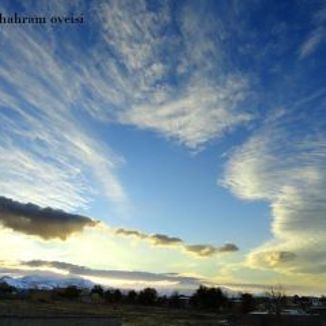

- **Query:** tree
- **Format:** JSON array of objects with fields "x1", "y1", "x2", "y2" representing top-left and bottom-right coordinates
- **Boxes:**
[
  {"x1": 104, "y1": 289, "x2": 114, "y2": 303},
  {"x1": 104, "y1": 289, "x2": 122, "y2": 303},
  {"x1": 126, "y1": 290, "x2": 137, "y2": 304},
  {"x1": 138, "y1": 287, "x2": 158, "y2": 306},
  {"x1": 91, "y1": 285, "x2": 104, "y2": 298},
  {"x1": 266, "y1": 285, "x2": 286, "y2": 316},
  {"x1": 241, "y1": 293, "x2": 256, "y2": 313},
  {"x1": 112, "y1": 289, "x2": 122, "y2": 303},
  {"x1": 293, "y1": 294, "x2": 300, "y2": 305},
  {"x1": 190, "y1": 285, "x2": 228, "y2": 311}
]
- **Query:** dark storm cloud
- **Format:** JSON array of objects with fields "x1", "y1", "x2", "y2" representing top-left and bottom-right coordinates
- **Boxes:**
[{"x1": 0, "y1": 196, "x2": 97, "y2": 240}]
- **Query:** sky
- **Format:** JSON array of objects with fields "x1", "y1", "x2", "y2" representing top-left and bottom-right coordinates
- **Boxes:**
[{"x1": 0, "y1": 0, "x2": 325, "y2": 295}]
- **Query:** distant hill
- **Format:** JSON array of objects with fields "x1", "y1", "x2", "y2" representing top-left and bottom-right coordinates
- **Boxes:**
[{"x1": 0, "y1": 275, "x2": 94, "y2": 290}]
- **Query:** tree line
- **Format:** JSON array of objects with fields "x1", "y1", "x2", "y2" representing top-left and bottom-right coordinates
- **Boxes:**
[
  {"x1": 4, "y1": 281, "x2": 322, "y2": 314},
  {"x1": 0, "y1": 281, "x2": 255, "y2": 312},
  {"x1": 58, "y1": 284, "x2": 256, "y2": 312}
]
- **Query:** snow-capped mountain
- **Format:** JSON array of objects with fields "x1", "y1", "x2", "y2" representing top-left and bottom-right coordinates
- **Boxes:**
[{"x1": 0, "y1": 274, "x2": 94, "y2": 290}]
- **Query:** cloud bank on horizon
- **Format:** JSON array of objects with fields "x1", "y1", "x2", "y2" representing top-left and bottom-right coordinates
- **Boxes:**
[{"x1": 0, "y1": 0, "x2": 325, "y2": 293}]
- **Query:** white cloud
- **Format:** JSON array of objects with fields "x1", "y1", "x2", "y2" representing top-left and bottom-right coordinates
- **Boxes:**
[
  {"x1": 222, "y1": 106, "x2": 326, "y2": 275},
  {"x1": 299, "y1": 26, "x2": 325, "y2": 59},
  {"x1": 91, "y1": 0, "x2": 253, "y2": 148},
  {"x1": 120, "y1": 77, "x2": 251, "y2": 148},
  {"x1": 0, "y1": 7, "x2": 127, "y2": 210},
  {"x1": 299, "y1": 5, "x2": 326, "y2": 59},
  {"x1": 1, "y1": 0, "x2": 254, "y2": 159}
]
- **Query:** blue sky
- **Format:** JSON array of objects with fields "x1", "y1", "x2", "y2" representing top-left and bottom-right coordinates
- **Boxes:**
[{"x1": 0, "y1": 0, "x2": 325, "y2": 294}]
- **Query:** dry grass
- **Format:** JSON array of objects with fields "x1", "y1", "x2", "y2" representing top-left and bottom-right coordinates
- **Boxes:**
[{"x1": 0, "y1": 299, "x2": 227, "y2": 325}]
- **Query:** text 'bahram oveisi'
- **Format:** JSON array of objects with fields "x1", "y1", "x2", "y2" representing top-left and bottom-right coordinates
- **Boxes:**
[{"x1": 0, "y1": 12, "x2": 84, "y2": 24}]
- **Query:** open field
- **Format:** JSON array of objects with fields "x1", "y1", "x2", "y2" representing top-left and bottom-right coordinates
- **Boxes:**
[{"x1": 0, "y1": 299, "x2": 228, "y2": 325}]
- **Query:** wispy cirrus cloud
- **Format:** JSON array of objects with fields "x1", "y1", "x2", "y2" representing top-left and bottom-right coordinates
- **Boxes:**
[
  {"x1": 0, "y1": 1, "x2": 129, "y2": 212},
  {"x1": 120, "y1": 77, "x2": 251, "y2": 149},
  {"x1": 92, "y1": 0, "x2": 254, "y2": 149},
  {"x1": 0, "y1": 0, "x2": 254, "y2": 213},
  {"x1": 299, "y1": 5, "x2": 326, "y2": 59},
  {"x1": 115, "y1": 227, "x2": 238, "y2": 258},
  {"x1": 299, "y1": 26, "x2": 324, "y2": 59}
]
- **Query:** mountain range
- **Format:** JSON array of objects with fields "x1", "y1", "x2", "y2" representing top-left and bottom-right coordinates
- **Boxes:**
[{"x1": 0, "y1": 275, "x2": 94, "y2": 290}]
